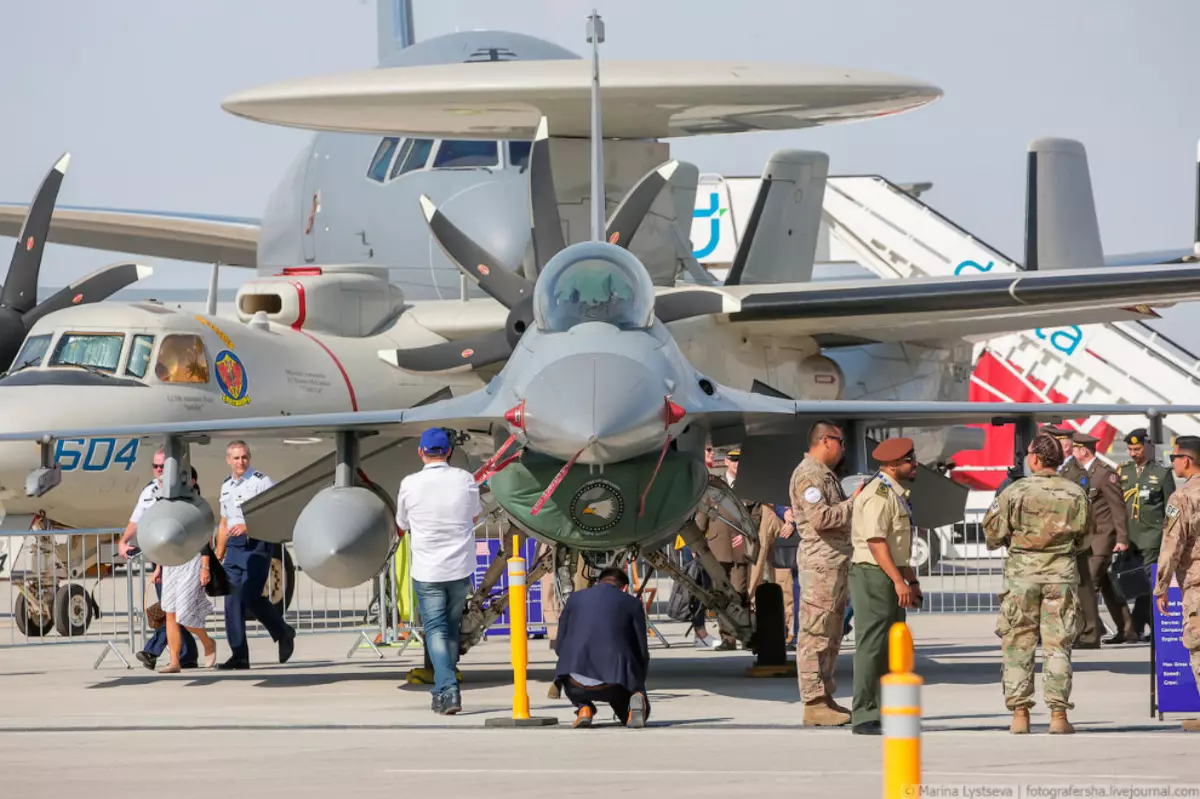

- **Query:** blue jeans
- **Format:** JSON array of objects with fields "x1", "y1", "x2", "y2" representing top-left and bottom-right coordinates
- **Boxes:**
[{"x1": 414, "y1": 577, "x2": 470, "y2": 694}]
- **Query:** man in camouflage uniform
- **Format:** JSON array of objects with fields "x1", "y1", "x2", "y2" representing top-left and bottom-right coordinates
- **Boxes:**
[
  {"x1": 984, "y1": 432, "x2": 1090, "y2": 735},
  {"x1": 693, "y1": 448, "x2": 752, "y2": 650},
  {"x1": 789, "y1": 420, "x2": 862, "y2": 726},
  {"x1": 1116, "y1": 428, "x2": 1175, "y2": 639},
  {"x1": 1154, "y1": 435, "x2": 1200, "y2": 731}
]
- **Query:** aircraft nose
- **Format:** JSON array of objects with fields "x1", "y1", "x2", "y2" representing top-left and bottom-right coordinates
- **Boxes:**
[{"x1": 522, "y1": 353, "x2": 665, "y2": 463}]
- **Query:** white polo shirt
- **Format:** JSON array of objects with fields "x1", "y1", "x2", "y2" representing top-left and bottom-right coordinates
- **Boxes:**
[
  {"x1": 130, "y1": 480, "x2": 160, "y2": 524},
  {"x1": 395, "y1": 461, "x2": 482, "y2": 583}
]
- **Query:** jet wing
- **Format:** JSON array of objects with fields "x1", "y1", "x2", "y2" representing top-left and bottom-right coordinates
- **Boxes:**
[
  {"x1": 659, "y1": 263, "x2": 1200, "y2": 342},
  {"x1": 0, "y1": 203, "x2": 259, "y2": 266}
]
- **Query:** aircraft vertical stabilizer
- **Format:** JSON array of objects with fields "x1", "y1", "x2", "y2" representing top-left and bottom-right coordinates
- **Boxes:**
[
  {"x1": 1025, "y1": 137, "x2": 1104, "y2": 270},
  {"x1": 377, "y1": 0, "x2": 415, "y2": 64},
  {"x1": 725, "y1": 150, "x2": 828, "y2": 285}
]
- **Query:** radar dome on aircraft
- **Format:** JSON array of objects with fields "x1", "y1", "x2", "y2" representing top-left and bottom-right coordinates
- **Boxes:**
[
  {"x1": 291, "y1": 486, "x2": 395, "y2": 589},
  {"x1": 136, "y1": 497, "x2": 215, "y2": 567}
]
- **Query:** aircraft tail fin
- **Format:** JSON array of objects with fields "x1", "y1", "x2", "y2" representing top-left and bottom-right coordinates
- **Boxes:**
[
  {"x1": 377, "y1": 0, "x2": 415, "y2": 64},
  {"x1": 1025, "y1": 137, "x2": 1104, "y2": 270},
  {"x1": 725, "y1": 150, "x2": 828, "y2": 285}
]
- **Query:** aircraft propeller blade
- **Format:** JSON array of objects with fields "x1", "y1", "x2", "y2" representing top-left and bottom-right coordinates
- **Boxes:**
[
  {"x1": 23, "y1": 261, "x2": 153, "y2": 329},
  {"x1": 385, "y1": 330, "x2": 512, "y2": 375},
  {"x1": 528, "y1": 117, "x2": 566, "y2": 276},
  {"x1": 1, "y1": 153, "x2": 70, "y2": 315},
  {"x1": 605, "y1": 161, "x2": 679, "y2": 249},
  {"x1": 419, "y1": 195, "x2": 533, "y2": 310}
]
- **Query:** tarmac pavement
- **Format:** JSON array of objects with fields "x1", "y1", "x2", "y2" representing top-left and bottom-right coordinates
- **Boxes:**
[{"x1": 1, "y1": 613, "x2": 1196, "y2": 798}]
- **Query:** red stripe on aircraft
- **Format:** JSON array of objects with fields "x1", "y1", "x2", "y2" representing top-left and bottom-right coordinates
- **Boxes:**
[{"x1": 288, "y1": 280, "x2": 358, "y2": 411}]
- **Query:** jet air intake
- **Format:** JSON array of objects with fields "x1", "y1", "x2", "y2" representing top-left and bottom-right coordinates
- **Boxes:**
[{"x1": 291, "y1": 486, "x2": 395, "y2": 589}]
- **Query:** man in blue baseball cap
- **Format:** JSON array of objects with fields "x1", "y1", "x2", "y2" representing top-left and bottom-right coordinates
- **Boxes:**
[{"x1": 396, "y1": 427, "x2": 482, "y2": 715}]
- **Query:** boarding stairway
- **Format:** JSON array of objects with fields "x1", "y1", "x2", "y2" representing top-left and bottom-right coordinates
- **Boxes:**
[{"x1": 697, "y1": 173, "x2": 1200, "y2": 440}]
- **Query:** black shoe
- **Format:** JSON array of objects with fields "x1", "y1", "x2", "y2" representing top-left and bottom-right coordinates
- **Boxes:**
[
  {"x1": 627, "y1": 692, "x2": 647, "y2": 729},
  {"x1": 136, "y1": 651, "x2": 156, "y2": 671},
  {"x1": 180, "y1": 661, "x2": 200, "y2": 670},
  {"x1": 1075, "y1": 640, "x2": 1101, "y2": 650},
  {"x1": 278, "y1": 629, "x2": 296, "y2": 664},
  {"x1": 217, "y1": 658, "x2": 250, "y2": 671},
  {"x1": 431, "y1": 691, "x2": 445, "y2": 714},
  {"x1": 439, "y1": 686, "x2": 462, "y2": 715},
  {"x1": 852, "y1": 720, "x2": 882, "y2": 735}
]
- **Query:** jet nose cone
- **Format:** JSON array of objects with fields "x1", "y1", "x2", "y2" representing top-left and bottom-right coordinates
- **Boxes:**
[{"x1": 523, "y1": 353, "x2": 664, "y2": 463}]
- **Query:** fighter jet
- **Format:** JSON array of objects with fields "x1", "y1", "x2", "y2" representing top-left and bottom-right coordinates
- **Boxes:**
[{"x1": 9, "y1": 90, "x2": 1200, "y2": 651}]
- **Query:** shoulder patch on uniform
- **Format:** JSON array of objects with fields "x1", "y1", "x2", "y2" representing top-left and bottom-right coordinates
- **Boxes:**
[
  {"x1": 253, "y1": 470, "x2": 264, "y2": 479},
  {"x1": 1166, "y1": 504, "x2": 1180, "y2": 518},
  {"x1": 989, "y1": 498, "x2": 1000, "y2": 513},
  {"x1": 875, "y1": 482, "x2": 889, "y2": 497},
  {"x1": 803, "y1": 486, "x2": 821, "y2": 503}
]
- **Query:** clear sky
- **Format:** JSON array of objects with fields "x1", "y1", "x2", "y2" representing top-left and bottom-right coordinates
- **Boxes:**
[{"x1": 3, "y1": 1, "x2": 1200, "y2": 326}]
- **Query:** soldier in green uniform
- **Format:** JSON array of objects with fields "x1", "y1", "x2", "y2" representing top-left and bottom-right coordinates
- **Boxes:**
[
  {"x1": 984, "y1": 432, "x2": 1090, "y2": 735},
  {"x1": 847, "y1": 436, "x2": 922, "y2": 736},
  {"x1": 1116, "y1": 428, "x2": 1175, "y2": 640}
]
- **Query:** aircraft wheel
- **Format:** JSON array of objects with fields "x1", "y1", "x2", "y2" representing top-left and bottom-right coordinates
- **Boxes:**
[
  {"x1": 14, "y1": 592, "x2": 54, "y2": 637},
  {"x1": 910, "y1": 529, "x2": 942, "y2": 573},
  {"x1": 266, "y1": 549, "x2": 296, "y2": 614},
  {"x1": 53, "y1": 583, "x2": 93, "y2": 637}
]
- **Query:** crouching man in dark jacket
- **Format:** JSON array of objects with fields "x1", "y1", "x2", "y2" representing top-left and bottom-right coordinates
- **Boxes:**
[{"x1": 553, "y1": 566, "x2": 650, "y2": 728}]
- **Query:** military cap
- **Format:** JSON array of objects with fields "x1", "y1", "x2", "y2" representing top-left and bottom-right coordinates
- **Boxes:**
[
  {"x1": 1041, "y1": 424, "x2": 1074, "y2": 439},
  {"x1": 1124, "y1": 428, "x2": 1149, "y2": 445},
  {"x1": 724, "y1": 448, "x2": 741, "y2": 462},
  {"x1": 1071, "y1": 431, "x2": 1099, "y2": 446},
  {"x1": 872, "y1": 436, "x2": 914, "y2": 463}
]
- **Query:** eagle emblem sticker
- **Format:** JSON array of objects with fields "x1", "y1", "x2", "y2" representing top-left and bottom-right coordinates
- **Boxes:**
[
  {"x1": 215, "y1": 350, "x2": 251, "y2": 407},
  {"x1": 570, "y1": 479, "x2": 625, "y2": 532}
]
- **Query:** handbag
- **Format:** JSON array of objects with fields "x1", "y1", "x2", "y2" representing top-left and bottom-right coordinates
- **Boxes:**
[
  {"x1": 1108, "y1": 549, "x2": 1151, "y2": 601},
  {"x1": 143, "y1": 579, "x2": 165, "y2": 629},
  {"x1": 771, "y1": 528, "x2": 800, "y2": 570},
  {"x1": 202, "y1": 545, "x2": 231, "y2": 598}
]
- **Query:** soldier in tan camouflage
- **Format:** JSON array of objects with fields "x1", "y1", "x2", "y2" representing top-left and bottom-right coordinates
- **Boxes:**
[
  {"x1": 984, "y1": 432, "x2": 1091, "y2": 735},
  {"x1": 789, "y1": 420, "x2": 863, "y2": 727},
  {"x1": 1154, "y1": 435, "x2": 1200, "y2": 732}
]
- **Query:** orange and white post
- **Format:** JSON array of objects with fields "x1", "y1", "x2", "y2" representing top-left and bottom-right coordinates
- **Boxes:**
[{"x1": 881, "y1": 622, "x2": 921, "y2": 799}]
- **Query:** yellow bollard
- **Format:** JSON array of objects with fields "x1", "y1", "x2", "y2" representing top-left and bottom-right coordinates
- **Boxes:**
[
  {"x1": 881, "y1": 622, "x2": 921, "y2": 799},
  {"x1": 485, "y1": 535, "x2": 557, "y2": 728}
]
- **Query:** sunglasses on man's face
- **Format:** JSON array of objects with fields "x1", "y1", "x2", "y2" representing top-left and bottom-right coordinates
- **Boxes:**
[
  {"x1": 152, "y1": 463, "x2": 165, "y2": 471},
  {"x1": 823, "y1": 435, "x2": 844, "y2": 444},
  {"x1": 1171, "y1": 453, "x2": 1193, "y2": 461}
]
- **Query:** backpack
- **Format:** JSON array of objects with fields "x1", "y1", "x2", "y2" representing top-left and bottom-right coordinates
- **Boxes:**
[{"x1": 666, "y1": 556, "x2": 705, "y2": 622}]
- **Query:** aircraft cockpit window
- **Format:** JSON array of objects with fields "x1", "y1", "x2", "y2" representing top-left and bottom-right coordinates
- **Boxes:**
[
  {"x1": 126, "y1": 334, "x2": 154, "y2": 379},
  {"x1": 533, "y1": 242, "x2": 656, "y2": 333},
  {"x1": 154, "y1": 334, "x2": 209, "y2": 384},
  {"x1": 507, "y1": 141, "x2": 532, "y2": 170},
  {"x1": 11, "y1": 333, "x2": 51, "y2": 372},
  {"x1": 367, "y1": 137, "x2": 401, "y2": 182},
  {"x1": 432, "y1": 140, "x2": 499, "y2": 169},
  {"x1": 49, "y1": 332, "x2": 125, "y2": 373},
  {"x1": 389, "y1": 138, "x2": 434, "y2": 179}
]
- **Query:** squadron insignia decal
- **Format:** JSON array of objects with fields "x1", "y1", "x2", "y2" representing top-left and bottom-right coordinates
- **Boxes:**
[
  {"x1": 215, "y1": 350, "x2": 251, "y2": 407},
  {"x1": 570, "y1": 479, "x2": 625, "y2": 532}
]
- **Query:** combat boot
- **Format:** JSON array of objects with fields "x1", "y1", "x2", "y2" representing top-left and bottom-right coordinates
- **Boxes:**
[
  {"x1": 1009, "y1": 708, "x2": 1030, "y2": 735},
  {"x1": 803, "y1": 699, "x2": 851, "y2": 727},
  {"x1": 824, "y1": 695, "x2": 852, "y2": 715},
  {"x1": 1049, "y1": 710, "x2": 1075, "y2": 734}
]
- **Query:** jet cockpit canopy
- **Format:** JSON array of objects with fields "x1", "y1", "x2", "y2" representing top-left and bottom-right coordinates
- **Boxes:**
[{"x1": 533, "y1": 242, "x2": 655, "y2": 333}]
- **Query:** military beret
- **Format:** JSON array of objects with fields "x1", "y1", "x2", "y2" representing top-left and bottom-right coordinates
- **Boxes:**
[
  {"x1": 1124, "y1": 428, "x2": 1149, "y2": 445},
  {"x1": 872, "y1": 436, "x2": 914, "y2": 463},
  {"x1": 1072, "y1": 431, "x2": 1099, "y2": 446}
]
